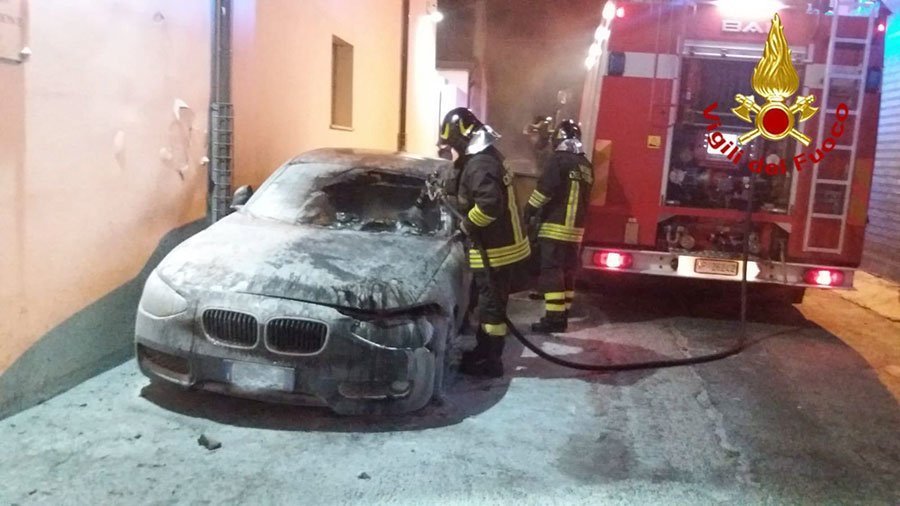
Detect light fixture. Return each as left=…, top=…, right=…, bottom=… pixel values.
left=585, top=40, right=602, bottom=70
left=616, top=6, right=625, bottom=18
left=878, top=22, right=886, bottom=32
left=426, top=1, right=443, bottom=23
left=594, top=25, right=610, bottom=42
left=713, top=0, right=785, bottom=19
left=602, top=1, right=617, bottom=21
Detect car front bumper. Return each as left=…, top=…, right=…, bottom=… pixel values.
left=134, top=296, right=439, bottom=415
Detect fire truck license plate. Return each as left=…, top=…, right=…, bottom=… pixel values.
left=694, top=258, right=740, bottom=276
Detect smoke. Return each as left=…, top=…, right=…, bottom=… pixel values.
left=439, top=0, right=602, bottom=167
left=484, top=0, right=602, bottom=165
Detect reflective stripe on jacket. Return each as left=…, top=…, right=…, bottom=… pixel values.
left=527, top=151, right=593, bottom=244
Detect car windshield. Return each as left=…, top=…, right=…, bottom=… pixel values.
left=244, top=164, right=451, bottom=237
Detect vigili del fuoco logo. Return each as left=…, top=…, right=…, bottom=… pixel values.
left=703, top=14, right=850, bottom=175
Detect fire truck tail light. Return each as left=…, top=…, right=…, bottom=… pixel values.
left=878, top=22, right=886, bottom=33
left=804, top=269, right=844, bottom=287
left=616, top=7, right=625, bottom=18
left=593, top=251, right=634, bottom=270
left=602, top=2, right=617, bottom=21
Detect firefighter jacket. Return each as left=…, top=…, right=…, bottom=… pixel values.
left=457, top=146, right=531, bottom=269
left=526, top=151, right=594, bottom=244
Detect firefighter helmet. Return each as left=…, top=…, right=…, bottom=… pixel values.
left=439, top=107, right=485, bottom=154
left=552, top=120, right=582, bottom=148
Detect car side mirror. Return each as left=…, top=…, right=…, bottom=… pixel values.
left=231, top=185, right=254, bottom=211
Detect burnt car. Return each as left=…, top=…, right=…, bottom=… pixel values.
left=135, top=149, right=470, bottom=414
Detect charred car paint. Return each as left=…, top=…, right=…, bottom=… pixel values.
left=135, top=149, right=470, bottom=415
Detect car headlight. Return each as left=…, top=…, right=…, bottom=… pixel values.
left=350, top=318, right=433, bottom=350
left=139, top=271, right=189, bottom=317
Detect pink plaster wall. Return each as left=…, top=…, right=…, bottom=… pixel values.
left=0, top=0, right=211, bottom=374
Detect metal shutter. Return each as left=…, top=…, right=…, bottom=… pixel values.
left=865, top=16, right=900, bottom=282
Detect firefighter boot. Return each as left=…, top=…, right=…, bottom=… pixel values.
left=460, top=330, right=504, bottom=378
left=531, top=313, right=568, bottom=333
left=460, top=328, right=490, bottom=366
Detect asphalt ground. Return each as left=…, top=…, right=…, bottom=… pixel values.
left=1, top=280, right=898, bottom=505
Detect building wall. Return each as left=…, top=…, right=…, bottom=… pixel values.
left=0, top=0, right=211, bottom=417
left=406, top=0, right=441, bottom=156
left=0, top=52, right=26, bottom=383
left=233, top=0, right=439, bottom=190
left=865, top=13, right=900, bottom=282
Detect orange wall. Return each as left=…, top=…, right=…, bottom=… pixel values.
left=233, top=0, right=439, bottom=189
left=0, top=0, right=211, bottom=375
left=0, top=63, right=26, bottom=373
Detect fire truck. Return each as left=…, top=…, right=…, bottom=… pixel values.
left=577, top=0, right=887, bottom=299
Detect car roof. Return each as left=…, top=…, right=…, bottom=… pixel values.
left=288, top=148, right=450, bottom=177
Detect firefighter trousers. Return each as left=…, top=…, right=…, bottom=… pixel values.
left=537, top=238, right=580, bottom=317
left=473, top=266, right=512, bottom=338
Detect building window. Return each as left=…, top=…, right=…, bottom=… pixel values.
left=331, top=36, right=354, bottom=130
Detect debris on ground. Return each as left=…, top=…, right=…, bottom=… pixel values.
left=197, top=434, right=221, bottom=451
left=357, top=472, right=371, bottom=480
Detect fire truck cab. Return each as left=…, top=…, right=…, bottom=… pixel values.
left=578, top=0, right=886, bottom=295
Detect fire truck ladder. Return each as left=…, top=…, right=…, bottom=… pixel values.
left=802, top=0, right=879, bottom=254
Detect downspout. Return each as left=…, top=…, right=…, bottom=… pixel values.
left=472, top=0, right=488, bottom=118
left=209, top=0, right=234, bottom=223
left=398, top=0, right=411, bottom=152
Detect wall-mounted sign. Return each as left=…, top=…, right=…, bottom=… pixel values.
left=0, top=0, right=25, bottom=62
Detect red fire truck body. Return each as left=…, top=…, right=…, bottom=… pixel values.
left=579, top=1, right=887, bottom=292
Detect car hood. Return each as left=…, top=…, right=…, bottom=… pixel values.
left=157, top=213, right=453, bottom=310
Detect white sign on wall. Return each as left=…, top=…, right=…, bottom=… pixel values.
left=0, top=0, right=25, bottom=62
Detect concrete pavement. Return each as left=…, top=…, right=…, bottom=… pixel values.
left=1, top=287, right=899, bottom=505
left=837, top=270, right=900, bottom=322
left=800, top=287, right=900, bottom=400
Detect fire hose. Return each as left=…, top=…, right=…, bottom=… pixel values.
left=430, top=172, right=797, bottom=372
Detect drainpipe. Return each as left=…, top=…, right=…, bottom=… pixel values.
left=398, top=0, right=411, bottom=152
left=209, top=0, right=234, bottom=223
left=471, top=0, right=488, bottom=119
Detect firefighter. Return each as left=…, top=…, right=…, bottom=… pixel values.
left=438, top=107, right=531, bottom=378
left=523, top=115, right=555, bottom=168
left=524, top=119, right=593, bottom=333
